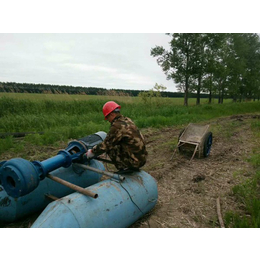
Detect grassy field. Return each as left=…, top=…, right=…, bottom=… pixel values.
left=0, top=93, right=259, bottom=154
left=0, top=92, right=231, bottom=104
left=0, top=93, right=260, bottom=228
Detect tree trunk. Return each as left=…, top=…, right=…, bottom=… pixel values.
left=196, top=75, right=201, bottom=105
left=184, top=77, right=189, bottom=106
left=218, top=80, right=223, bottom=104
left=208, top=75, right=212, bottom=104
left=218, top=88, right=221, bottom=104
left=220, top=86, right=224, bottom=104
left=208, top=88, right=212, bottom=104
left=184, top=87, right=188, bottom=106
left=196, top=87, right=200, bottom=105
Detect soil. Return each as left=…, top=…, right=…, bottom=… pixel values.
left=132, top=113, right=260, bottom=228
left=1, top=113, right=259, bottom=228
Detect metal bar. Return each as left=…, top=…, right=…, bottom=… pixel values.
left=171, top=141, right=189, bottom=160
left=178, top=140, right=200, bottom=146
left=46, top=174, right=98, bottom=199
left=190, top=144, right=199, bottom=161
left=74, top=163, right=125, bottom=181
left=170, top=140, right=181, bottom=160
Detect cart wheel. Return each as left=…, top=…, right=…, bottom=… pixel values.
left=178, top=128, right=185, bottom=152
left=203, top=132, right=212, bottom=157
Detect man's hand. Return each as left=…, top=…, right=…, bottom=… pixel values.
left=85, top=149, right=95, bottom=159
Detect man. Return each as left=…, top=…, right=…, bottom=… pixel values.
left=85, top=101, right=148, bottom=172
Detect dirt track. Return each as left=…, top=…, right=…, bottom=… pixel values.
left=1, top=113, right=259, bottom=228
left=132, top=113, right=260, bottom=228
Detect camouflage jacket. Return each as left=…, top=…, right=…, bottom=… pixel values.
left=93, top=114, right=148, bottom=169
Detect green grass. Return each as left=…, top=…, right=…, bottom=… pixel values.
left=224, top=120, right=260, bottom=228
left=0, top=93, right=260, bottom=227
left=0, top=92, right=233, bottom=104
left=0, top=137, right=14, bottom=154
left=225, top=170, right=260, bottom=228
left=0, top=94, right=259, bottom=153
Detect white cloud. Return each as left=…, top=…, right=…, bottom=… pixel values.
left=64, top=63, right=118, bottom=73
left=0, top=33, right=176, bottom=91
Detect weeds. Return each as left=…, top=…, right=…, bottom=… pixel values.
left=0, top=137, right=14, bottom=154
left=224, top=117, right=260, bottom=228
left=225, top=170, right=260, bottom=228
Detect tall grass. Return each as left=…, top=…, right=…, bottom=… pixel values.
left=0, top=94, right=259, bottom=152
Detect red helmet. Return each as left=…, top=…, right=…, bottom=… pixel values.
left=102, top=101, right=121, bottom=120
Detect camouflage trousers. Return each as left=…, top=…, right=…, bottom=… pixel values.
left=107, top=145, right=146, bottom=171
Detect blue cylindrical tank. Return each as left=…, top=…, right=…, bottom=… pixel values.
left=0, top=160, right=103, bottom=223
left=31, top=170, right=158, bottom=228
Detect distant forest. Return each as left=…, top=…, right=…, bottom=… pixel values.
left=0, top=82, right=211, bottom=98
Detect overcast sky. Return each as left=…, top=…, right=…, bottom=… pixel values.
left=1, top=0, right=258, bottom=95
left=0, top=33, right=178, bottom=92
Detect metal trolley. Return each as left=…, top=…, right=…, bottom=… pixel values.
left=174, top=123, right=213, bottom=161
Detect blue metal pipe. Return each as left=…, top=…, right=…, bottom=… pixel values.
left=31, top=170, right=158, bottom=228
left=0, top=132, right=107, bottom=198
left=0, top=159, right=103, bottom=223
left=39, top=151, right=72, bottom=174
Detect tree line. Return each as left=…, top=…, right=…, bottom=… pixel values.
left=151, top=33, right=260, bottom=106
left=0, top=81, right=211, bottom=98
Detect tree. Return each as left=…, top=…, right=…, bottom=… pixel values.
left=138, top=83, right=167, bottom=105
left=153, top=83, right=167, bottom=97
left=151, top=33, right=199, bottom=106
left=225, top=34, right=248, bottom=102
left=151, top=33, right=260, bottom=105
left=241, top=33, right=260, bottom=100
left=202, top=34, right=228, bottom=104
left=190, top=33, right=210, bottom=105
